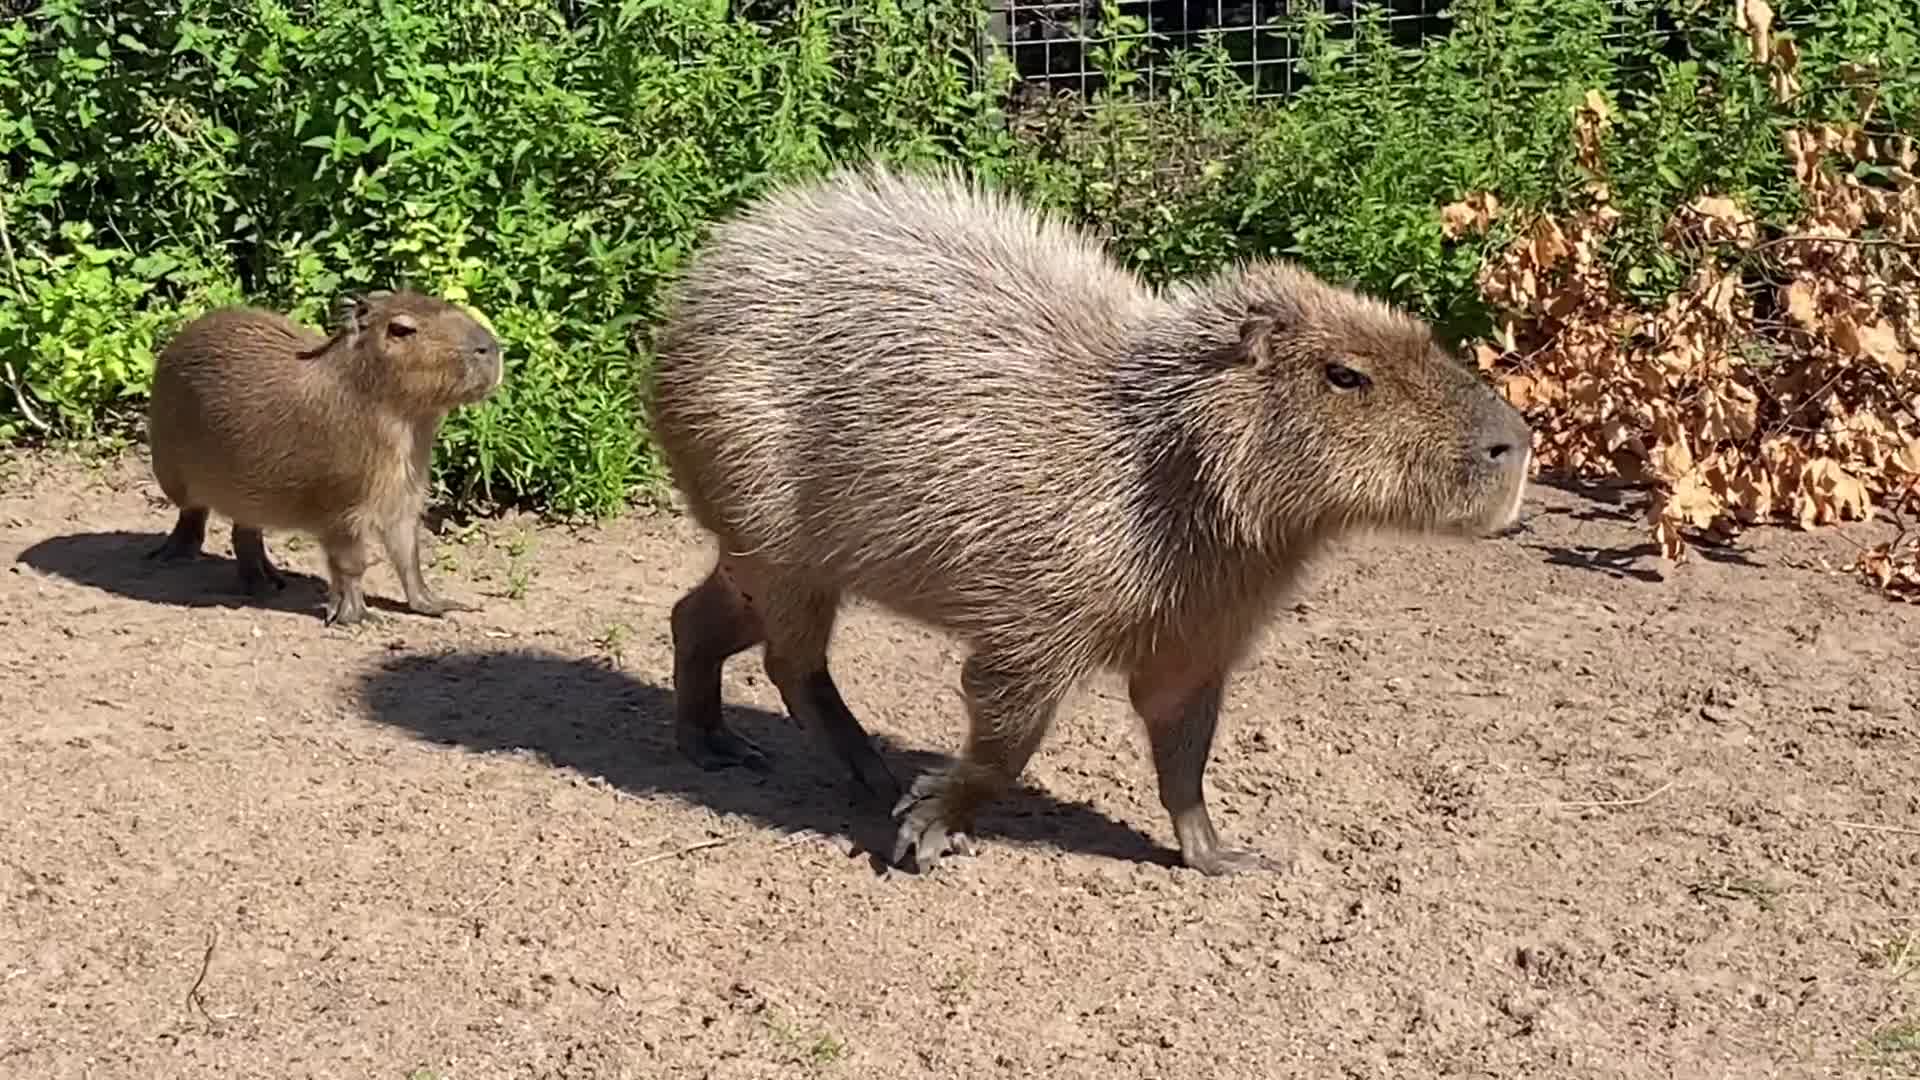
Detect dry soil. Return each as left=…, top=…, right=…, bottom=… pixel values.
left=1, top=447, right=1917, bottom=1080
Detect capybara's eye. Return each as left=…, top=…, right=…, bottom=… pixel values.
left=1324, top=363, right=1369, bottom=391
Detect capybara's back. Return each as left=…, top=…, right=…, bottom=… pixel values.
left=649, top=168, right=1162, bottom=636
left=647, top=164, right=1532, bottom=876
left=149, top=307, right=341, bottom=532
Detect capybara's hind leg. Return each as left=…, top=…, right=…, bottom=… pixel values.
left=892, top=650, right=1067, bottom=873
left=671, top=558, right=771, bottom=772
left=148, top=506, right=210, bottom=561
left=742, top=562, right=901, bottom=806
left=1127, top=656, right=1278, bottom=877
left=231, top=525, right=288, bottom=596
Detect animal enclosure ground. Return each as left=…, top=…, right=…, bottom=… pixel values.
left=1, top=447, right=1917, bottom=1080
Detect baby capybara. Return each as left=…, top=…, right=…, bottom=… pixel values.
left=146, top=290, right=503, bottom=625
left=647, top=165, right=1532, bottom=875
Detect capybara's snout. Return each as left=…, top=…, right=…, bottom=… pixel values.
left=1469, top=388, right=1533, bottom=534
left=463, top=324, right=504, bottom=396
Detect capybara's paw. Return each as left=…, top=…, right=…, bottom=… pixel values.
left=1184, top=844, right=1281, bottom=877
left=677, top=723, right=772, bottom=773
left=410, top=593, right=477, bottom=618
left=323, top=593, right=373, bottom=627
left=890, top=775, right=979, bottom=873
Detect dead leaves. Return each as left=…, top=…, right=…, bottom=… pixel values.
left=1734, top=0, right=1774, bottom=66
left=1831, top=316, right=1908, bottom=376
left=1666, top=194, right=1760, bottom=251
left=1783, top=280, right=1821, bottom=329
left=1451, top=26, right=1920, bottom=603
left=1853, top=535, right=1920, bottom=602
left=1734, top=0, right=1806, bottom=102
left=1845, top=477, right=1920, bottom=600
left=1698, top=382, right=1759, bottom=445
left=1797, top=457, right=1874, bottom=529
left=1440, top=192, right=1501, bottom=240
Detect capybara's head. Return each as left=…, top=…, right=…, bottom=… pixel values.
left=1202, top=261, right=1532, bottom=542
left=344, top=290, right=503, bottom=410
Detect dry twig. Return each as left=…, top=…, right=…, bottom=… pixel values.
left=184, top=925, right=219, bottom=1025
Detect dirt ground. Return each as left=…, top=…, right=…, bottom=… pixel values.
left=1, top=446, right=1917, bottom=1080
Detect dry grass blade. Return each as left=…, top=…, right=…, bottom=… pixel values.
left=634, top=832, right=747, bottom=867
left=1834, top=820, right=1920, bottom=837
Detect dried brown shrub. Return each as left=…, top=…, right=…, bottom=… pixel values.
left=1453, top=16, right=1920, bottom=601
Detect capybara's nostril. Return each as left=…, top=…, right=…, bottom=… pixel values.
left=1487, top=441, right=1515, bottom=463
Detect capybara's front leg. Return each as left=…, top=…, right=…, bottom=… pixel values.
left=321, top=528, right=374, bottom=627
left=1129, top=655, right=1277, bottom=876
left=891, top=650, right=1066, bottom=873
left=380, top=514, right=474, bottom=618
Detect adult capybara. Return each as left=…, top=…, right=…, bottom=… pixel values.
left=646, top=165, right=1532, bottom=875
left=146, top=290, right=503, bottom=626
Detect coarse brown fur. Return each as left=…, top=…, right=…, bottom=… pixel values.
left=646, top=164, right=1533, bottom=875
left=145, top=290, right=504, bottom=625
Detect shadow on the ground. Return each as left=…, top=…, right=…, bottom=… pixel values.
left=1527, top=475, right=1644, bottom=525
left=1533, top=472, right=1637, bottom=502
left=1527, top=537, right=1760, bottom=582
left=1530, top=540, right=1667, bottom=582
left=12, top=530, right=412, bottom=619
left=354, top=648, right=1174, bottom=875
left=1515, top=476, right=1762, bottom=579
left=1539, top=501, right=1641, bottom=526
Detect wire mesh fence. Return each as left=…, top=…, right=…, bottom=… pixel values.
left=978, top=0, right=1796, bottom=104
left=983, top=0, right=1454, bottom=102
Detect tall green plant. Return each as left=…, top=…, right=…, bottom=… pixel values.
left=0, top=0, right=1012, bottom=514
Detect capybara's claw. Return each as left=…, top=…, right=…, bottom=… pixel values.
left=890, top=776, right=978, bottom=873
left=1185, top=845, right=1280, bottom=877
left=324, top=594, right=373, bottom=627
left=410, top=594, right=477, bottom=618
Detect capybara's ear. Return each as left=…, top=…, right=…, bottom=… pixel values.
left=346, top=290, right=394, bottom=336
left=385, top=312, right=419, bottom=339
left=331, top=294, right=361, bottom=337
left=1235, top=300, right=1286, bottom=368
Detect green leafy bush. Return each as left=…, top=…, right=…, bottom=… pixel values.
left=2, top=0, right=1913, bottom=518
left=1, top=0, right=1011, bottom=515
